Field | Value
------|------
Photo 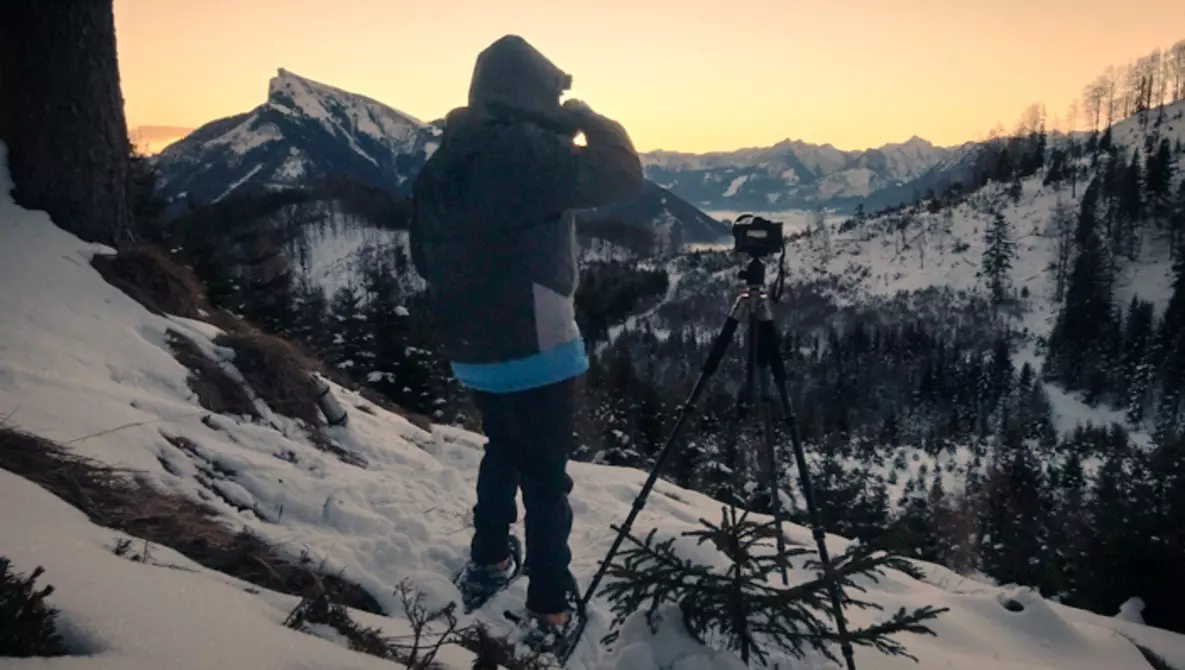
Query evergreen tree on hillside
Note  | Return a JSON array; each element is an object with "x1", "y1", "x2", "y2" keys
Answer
[
  {"x1": 326, "y1": 287, "x2": 371, "y2": 373},
  {"x1": 1048, "y1": 198, "x2": 1076, "y2": 302},
  {"x1": 291, "y1": 279, "x2": 333, "y2": 358},
  {"x1": 995, "y1": 148, "x2": 1014, "y2": 182},
  {"x1": 980, "y1": 212, "x2": 1017, "y2": 307},
  {"x1": 1145, "y1": 139, "x2": 1175, "y2": 226},
  {"x1": 979, "y1": 429, "x2": 1050, "y2": 590},
  {"x1": 1045, "y1": 450, "x2": 1090, "y2": 602},
  {"x1": 599, "y1": 505, "x2": 949, "y2": 667},
  {"x1": 1119, "y1": 150, "x2": 1145, "y2": 259},
  {"x1": 1043, "y1": 148, "x2": 1069, "y2": 188},
  {"x1": 1047, "y1": 181, "x2": 1116, "y2": 396},
  {"x1": 362, "y1": 259, "x2": 435, "y2": 415},
  {"x1": 1173, "y1": 182, "x2": 1185, "y2": 257},
  {"x1": 1122, "y1": 297, "x2": 1157, "y2": 426},
  {"x1": 1155, "y1": 250, "x2": 1185, "y2": 438}
]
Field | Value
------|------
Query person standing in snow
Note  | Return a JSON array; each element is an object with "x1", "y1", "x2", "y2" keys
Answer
[{"x1": 408, "y1": 34, "x2": 643, "y2": 645}]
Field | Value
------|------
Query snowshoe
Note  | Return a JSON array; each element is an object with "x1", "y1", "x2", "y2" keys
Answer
[
  {"x1": 453, "y1": 535, "x2": 524, "y2": 614},
  {"x1": 503, "y1": 571, "x2": 587, "y2": 662}
]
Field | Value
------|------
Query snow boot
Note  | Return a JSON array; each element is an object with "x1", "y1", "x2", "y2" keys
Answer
[
  {"x1": 504, "y1": 571, "x2": 584, "y2": 657},
  {"x1": 453, "y1": 535, "x2": 524, "y2": 614}
]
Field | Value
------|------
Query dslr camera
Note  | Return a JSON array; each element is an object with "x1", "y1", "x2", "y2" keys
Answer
[{"x1": 731, "y1": 214, "x2": 784, "y2": 258}]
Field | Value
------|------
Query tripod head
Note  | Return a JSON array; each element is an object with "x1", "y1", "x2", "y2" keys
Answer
[{"x1": 738, "y1": 256, "x2": 767, "y2": 289}]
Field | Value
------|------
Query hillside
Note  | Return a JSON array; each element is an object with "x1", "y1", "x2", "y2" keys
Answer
[
  {"x1": 6, "y1": 138, "x2": 1185, "y2": 669},
  {"x1": 780, "y1": 98, "x2": 1185, "y2": 351}
]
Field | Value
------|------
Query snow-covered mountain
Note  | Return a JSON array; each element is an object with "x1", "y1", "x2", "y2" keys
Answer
[
  {"x1": 5, "y1": 141, "x2": 1185, "y2": 670},
  {"x1": 154, "y1": 69, "x2": 729, "y2": 262},
  {"x1": 642, "y1": 136, "x2": 983, "y2": 213},
  {"x1": 153, "y1": 69, "x2": 441, "y2": 208}
]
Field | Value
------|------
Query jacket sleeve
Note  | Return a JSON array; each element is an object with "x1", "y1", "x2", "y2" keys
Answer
[
  {"x1": 407, "y1": 190, "x2": 429, "y2": 283},
  {"x1": 563, "y1": 115, "x2": 644, "y2": 210}
]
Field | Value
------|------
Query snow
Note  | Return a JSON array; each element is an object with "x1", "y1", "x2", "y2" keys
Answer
[
  {"x1": 213, "y1": 163, "x2": 264, "y2": 203},
  {"x1": 267, "y1": 68, "x2": 429, "y2": 165},
  {"x1": 296, "y1": 218, "x2": 408, "y2": 298},
  {"x1": 1109, "y1": 98, "x2": 1185, "y2": 160},
  {"x1": 5, "y1": 141, "x2": 1185, "y2": 669},
  {"x1": 276, "y1": 146, "x2": 308, "y2": 180},
  {"x1": 1117, "y1": 597, "x2": 1147, "y2": 625},
  {"x1": 723, "y1": 175, "x2": 749, "y2": 198},
  {"x1": 208, "y1": 117, "x2": 283, "y2": 156},
  {"x1": 818, "y1": 166, "x2": 877, "y2": 199}
]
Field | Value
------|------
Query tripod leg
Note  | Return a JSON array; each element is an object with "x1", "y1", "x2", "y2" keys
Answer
[
  {"x1": 761, "y1": 319, "x2": 857, "y2": 670},
  {"x1": 558, "y1": 296, "x2": 744, "y2": 666},
  {"x1": 721, "y1": 381, "x2": 752, "y2": 508},
  {"x1": 753, "y1": 309, "x2": 790, "y2": 586},
  {"x1": 721, "y1": 293, "x2": 758, "y2": 504}
]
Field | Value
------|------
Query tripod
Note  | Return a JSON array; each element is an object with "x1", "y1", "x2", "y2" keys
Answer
[{"x1": 559, "y1": 255, "x2": 857, "y2": 670}]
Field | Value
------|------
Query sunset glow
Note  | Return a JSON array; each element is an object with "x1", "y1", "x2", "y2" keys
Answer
[{"x1": 114, "y1": 0, "x2": 1185, "y2": 153}]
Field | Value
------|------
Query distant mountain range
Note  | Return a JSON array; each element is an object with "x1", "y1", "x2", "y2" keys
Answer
[{"x1": 641, "y1": 136, "x2": 984, "y2": 213}]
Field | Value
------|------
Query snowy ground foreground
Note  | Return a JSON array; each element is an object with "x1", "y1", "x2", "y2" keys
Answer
[{"x1": 2, "y1": 146, "x2": 1185, "y2": 668}]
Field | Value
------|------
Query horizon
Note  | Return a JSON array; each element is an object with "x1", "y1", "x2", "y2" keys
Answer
[{"x1": 114, "y1": 0, "x2": 1185, "y2": 154}]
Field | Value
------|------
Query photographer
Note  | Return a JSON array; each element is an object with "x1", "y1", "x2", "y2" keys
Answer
[{"x1": 408, "y1": 34, "x2": 643, "y2": 649}]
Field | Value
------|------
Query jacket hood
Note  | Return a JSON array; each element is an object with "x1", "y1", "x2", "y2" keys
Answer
[{"x1": 468, "y1": 35, "x2": 571, "y2": 117}]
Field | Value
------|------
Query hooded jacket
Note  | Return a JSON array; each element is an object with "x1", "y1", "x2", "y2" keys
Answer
[{"x1": 409, "y1": 35, "x2": 644, "y2": 393}]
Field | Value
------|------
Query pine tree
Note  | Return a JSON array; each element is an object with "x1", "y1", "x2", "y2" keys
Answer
[
  {"x1": 1145, "y1": 139, "x2": 1175, "y2": 227},
  {"x1": 995, "y1": 148, "x2": 1014, "y2": 182},
  {"x1": 1123, "y1": 297, "x2": 1156, "y2": 425},
  {"x1": 599, "y1": 505, "x2": 949, "y2": 666},
  {"x1": 327, "y1": 286, "x2": 371, "y2": 373},
  {"x1": 1156, "y1": 248, "x2": 1185, "y2": 438},
  {"x1": 1047, "y1": 182, "x2": 1115, "y2": 392},
  {"x1": 1048, "y1": 198, "x2": 1076, "y2": 302},
  {"x1": 979, "y1": 429, "x2": 1050, "y2": 591},
  {"x1": 980, "y1": 212, "x2": 1017, "y2": 307},
  {"x1": 291, "y1": 278, "x2": 332, "y2": 358},
  {"x1": 1172, "y1": 181, "x2": 1185, "y2": 258},
  {"x1": 1119, "y1": 149, "x2": 1145, "y2": 259},
  {"x1": 363, "y1": 259, "x2": 435, "y2": 415},
  {"x1": 1045, "y1": 450, "x2": 1089, "y2": 602}
]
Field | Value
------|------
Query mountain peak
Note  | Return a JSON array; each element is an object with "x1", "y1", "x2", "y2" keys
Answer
[
  {"x1": 901, "y1": 135, "x2": 934, "y2": 148},
  {"x1": 153, "y1": 69, "x2": 440, "y2": 207},
  {"x1": 266, "y1": 68, "x2": 428, "y2": 130}
]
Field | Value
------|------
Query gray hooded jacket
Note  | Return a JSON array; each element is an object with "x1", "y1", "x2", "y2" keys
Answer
[{"x1": 409, "y1": 35, "x2": 644, "y2": 393}]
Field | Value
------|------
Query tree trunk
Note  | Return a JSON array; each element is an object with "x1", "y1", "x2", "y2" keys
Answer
[{"x1": 0, "y1": 0, "x2": 131, "y2": 246}]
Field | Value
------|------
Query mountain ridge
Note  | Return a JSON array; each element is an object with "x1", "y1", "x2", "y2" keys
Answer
[
  {"x1": 152, "y1": 69, "x2": 729, "y2": 249},
  {"x1": 640, "y1": 131, "x2": 983, "y2": 213},
  {"x1": 152, "y1": 68, "x2": 440, "y2": 209}
]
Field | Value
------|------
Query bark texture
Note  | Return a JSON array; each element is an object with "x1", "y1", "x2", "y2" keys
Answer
[{"x1": 0, "y1": 0, "x2": 132, "y2": 246}]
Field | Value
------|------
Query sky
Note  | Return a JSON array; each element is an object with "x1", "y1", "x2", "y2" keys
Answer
[{"x1": 114, "y1": 0, "x2": 1185, "y2": 154}]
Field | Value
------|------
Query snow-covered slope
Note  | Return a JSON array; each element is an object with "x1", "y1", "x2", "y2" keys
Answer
[
  {"x1": 153, "y1": 69, "x2": 440, "y2": 208},
  {"x1": 641, "y1": 135, "x2": 975, "y2": 213},
  {"x1": 5, "y1": 146, "x2": 1185, "y2": 668},
  {"x1": 775, "y1": 103, "x2": 1184, "y2": 440},
  {"x1": 1109, "y1": 98, "x2": 1185, "y2": 158}
]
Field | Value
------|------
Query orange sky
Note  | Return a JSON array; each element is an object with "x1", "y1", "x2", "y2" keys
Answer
[{"x1": 114, "y1": 0, "x2": 1185, "y2": 153}]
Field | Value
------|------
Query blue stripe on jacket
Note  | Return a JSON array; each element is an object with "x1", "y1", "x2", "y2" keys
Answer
[{"x1": 450, "y1": 338, "x2": 589, "y2": 394}]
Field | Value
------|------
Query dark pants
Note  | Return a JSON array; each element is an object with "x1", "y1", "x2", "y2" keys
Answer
[{"x1": 470, "y1": 378, "x2": 576, "y2": 614}]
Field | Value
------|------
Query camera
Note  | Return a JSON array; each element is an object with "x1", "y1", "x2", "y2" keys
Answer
[{"x1": 731, "y1": 214, "x2": 784, "y2": 258}]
